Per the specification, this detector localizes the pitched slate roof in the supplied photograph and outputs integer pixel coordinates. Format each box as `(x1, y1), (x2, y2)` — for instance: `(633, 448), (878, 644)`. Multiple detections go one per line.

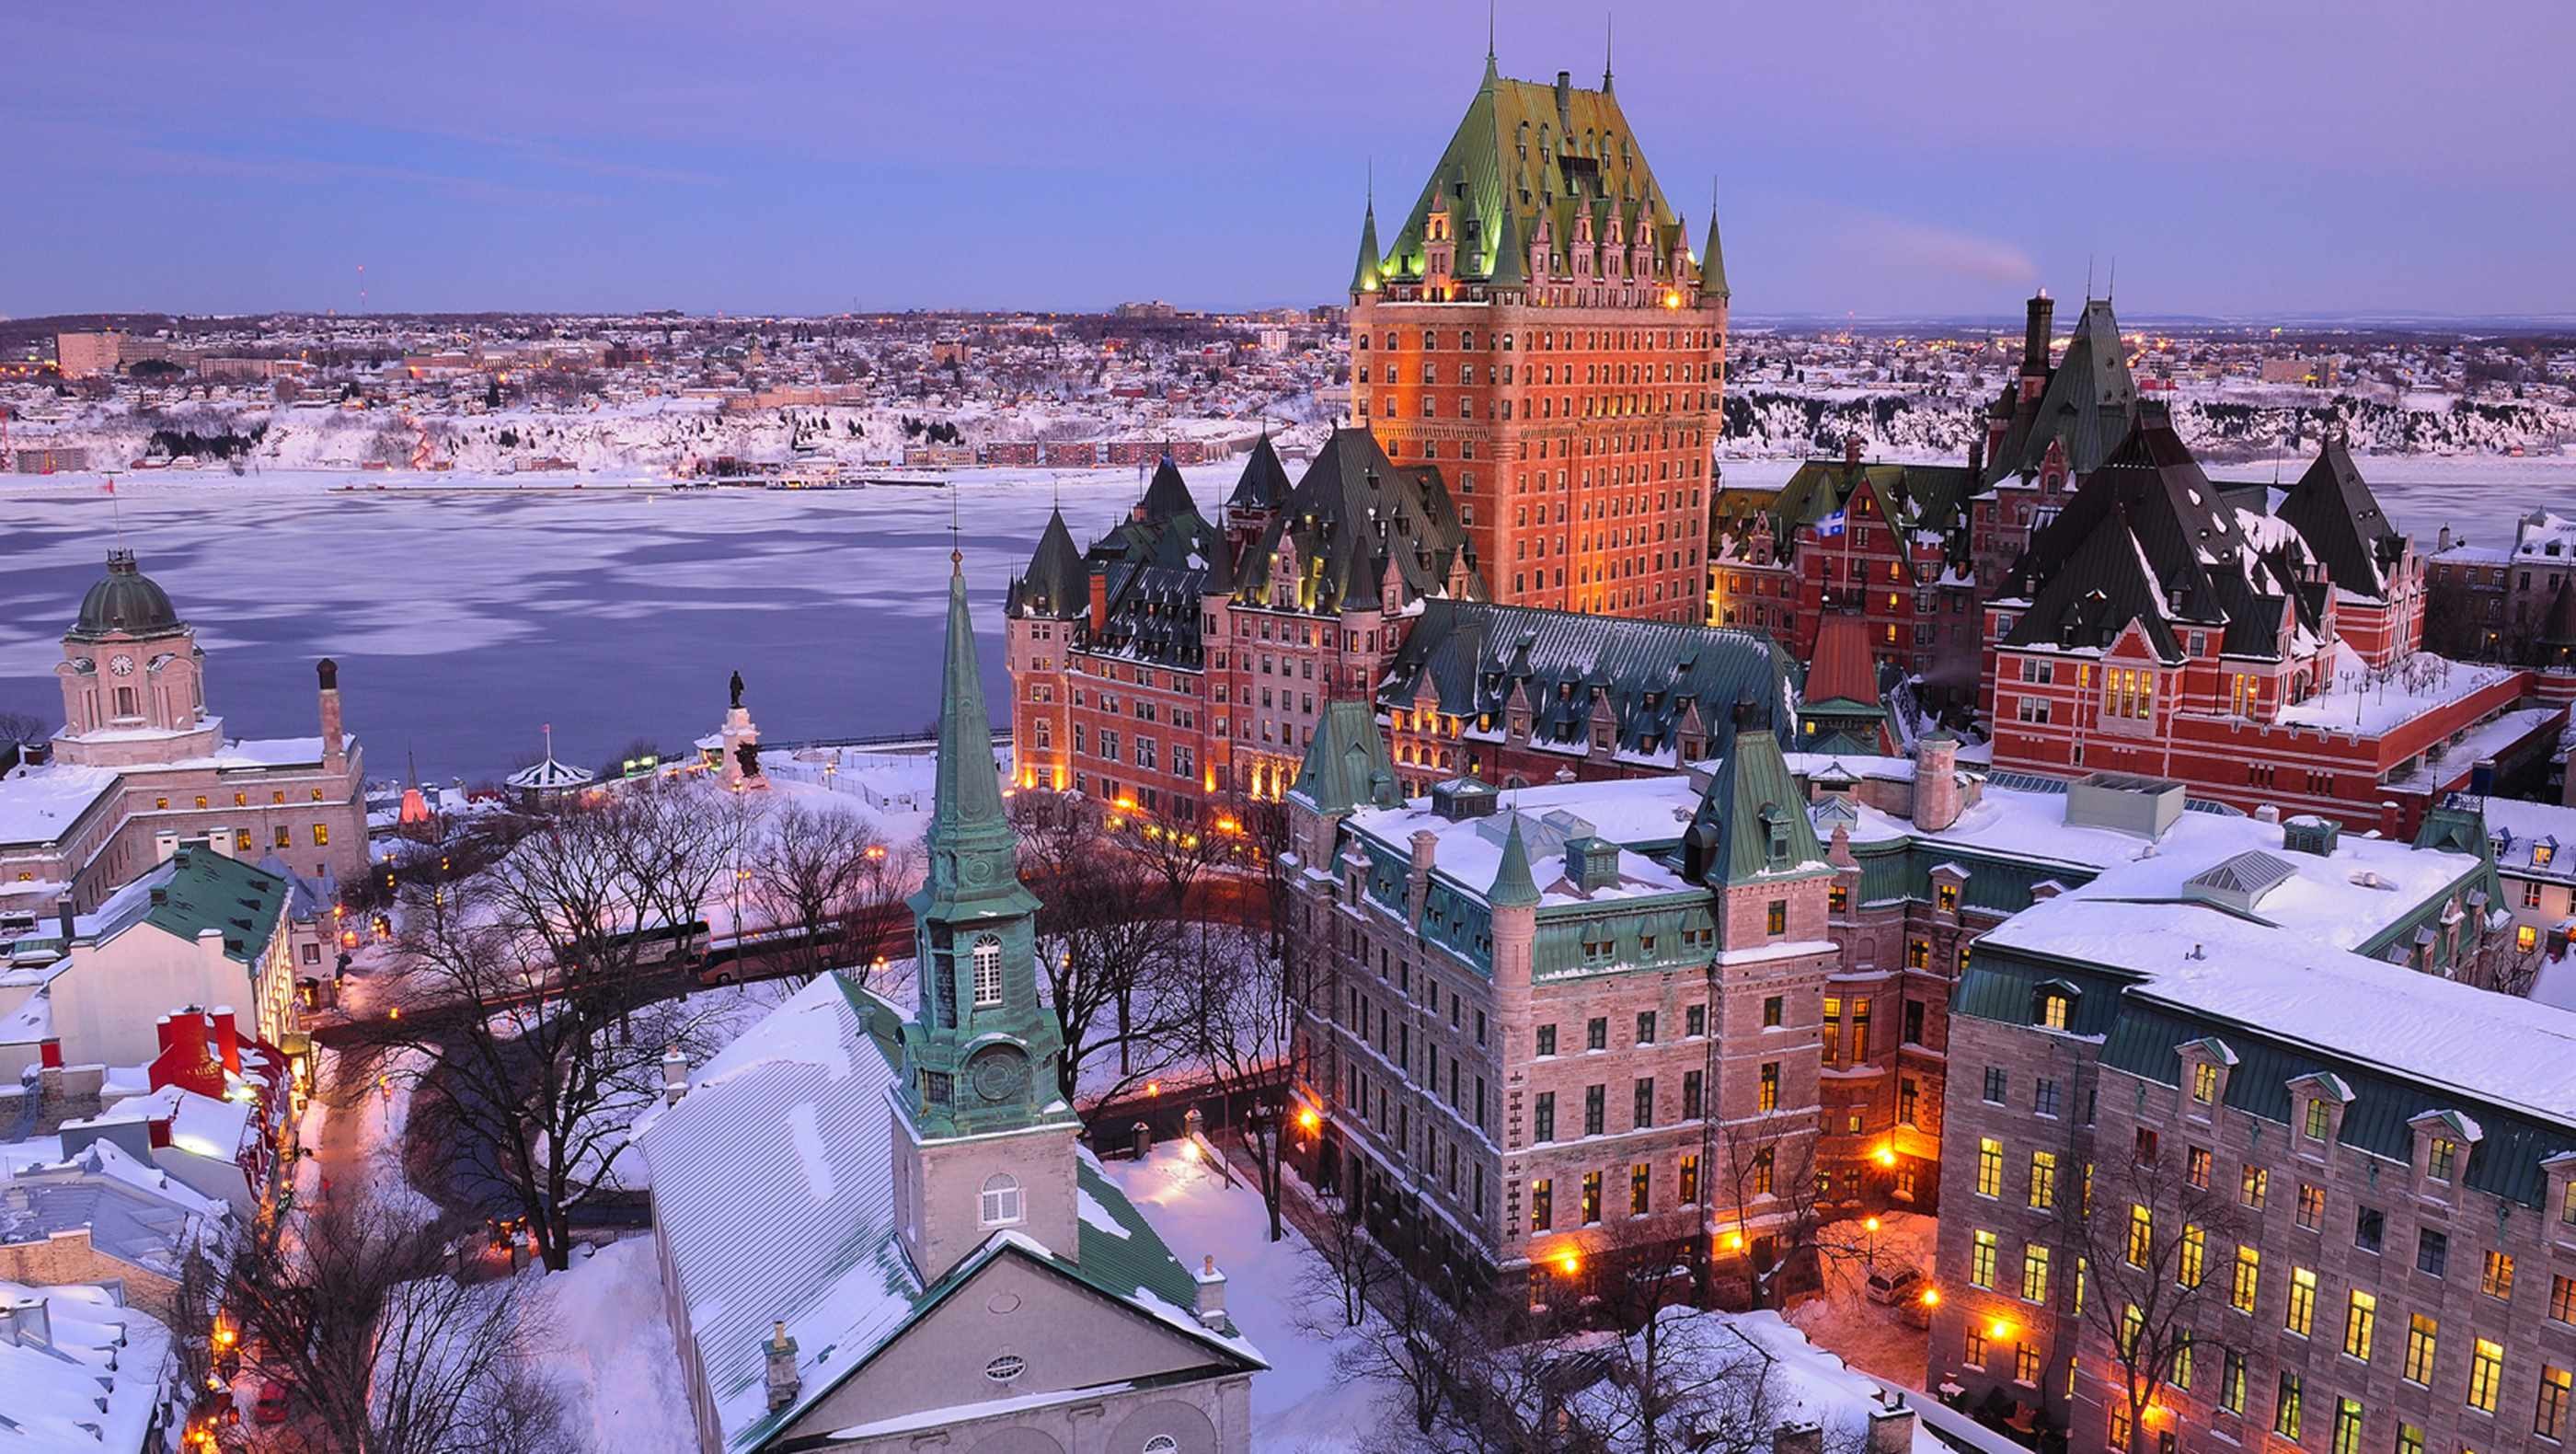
(1137, 456), (1198, 524)
(1376, 599), (1791, 765)
(1374, 59), (1688, 287)
(2277, 433), (2404, 601)
(1757, 458), (1975, 557)
(1008, 507), (1090, 620)
(1228, 428), (1480, 613)
(1677, 724), (1825, 891)
(1225, 433), (1294, 514)
(89, 844), (291, 964)
(1983, 296), (2140, 486)
(2000, 414), (2323, 663)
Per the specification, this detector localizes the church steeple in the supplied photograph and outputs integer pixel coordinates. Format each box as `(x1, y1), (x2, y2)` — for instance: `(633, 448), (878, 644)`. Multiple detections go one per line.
(900, 559), (1066, 1143)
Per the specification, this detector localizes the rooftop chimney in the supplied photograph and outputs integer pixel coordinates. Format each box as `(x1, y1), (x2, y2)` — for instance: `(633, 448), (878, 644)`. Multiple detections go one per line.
(154, 829), (179, 864)
(1194, 1254), (1230, 1328)
(1773, 1422), (1824, 1454)
(662, 1047), (690, 1106)
(2022, 290), (2055, 377)
(764, 1321), (801, 1413)
(1868, 1399), (1917, 1454)
(206, 826), (235, 860)
(54, 894), (75, 945)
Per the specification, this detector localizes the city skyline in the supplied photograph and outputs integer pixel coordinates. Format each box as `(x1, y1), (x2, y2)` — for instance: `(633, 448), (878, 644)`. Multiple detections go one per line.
(12, 0), (2573, 320)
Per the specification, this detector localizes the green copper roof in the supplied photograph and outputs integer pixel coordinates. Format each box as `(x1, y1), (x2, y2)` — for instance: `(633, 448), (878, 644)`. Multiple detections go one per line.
(116, 845), (288, 964)
(1009, 507), (1089, 620)
(1488, 816), (1541, 907)
(1700, 199), (1728, 300)
(1350, 199), (1382, 295)
(1376, 61), (1684, 286)
(1677, 725), (1824, 891)
(1291, 699), (1401, 816)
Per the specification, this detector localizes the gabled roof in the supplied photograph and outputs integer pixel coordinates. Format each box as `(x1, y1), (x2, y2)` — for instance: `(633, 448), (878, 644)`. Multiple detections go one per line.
(1801, 612), (1881, 712)
(89, 844), (290, 964)
(2278, 434), (2402, 601)
(637, 975), (1255, 1454)
(1984, 296), (2139, 486)
(1677, 724), (1826, 891)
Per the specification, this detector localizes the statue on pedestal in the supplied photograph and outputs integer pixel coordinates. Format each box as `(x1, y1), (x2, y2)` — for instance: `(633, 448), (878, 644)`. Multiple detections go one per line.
(729, 669), (745, 710)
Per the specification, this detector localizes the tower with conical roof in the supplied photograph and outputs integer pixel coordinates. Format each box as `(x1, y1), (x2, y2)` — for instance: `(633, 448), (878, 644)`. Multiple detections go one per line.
(1343, 46), (1726, 623)
(894, 555), (1081, 1282)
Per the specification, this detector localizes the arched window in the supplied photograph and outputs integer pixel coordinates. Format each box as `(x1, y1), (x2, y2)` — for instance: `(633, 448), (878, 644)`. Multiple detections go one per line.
(1144, 1438), (1179, 1454)
(972, 934), (1004, 1008)
(981, 1172), (1023, 1226)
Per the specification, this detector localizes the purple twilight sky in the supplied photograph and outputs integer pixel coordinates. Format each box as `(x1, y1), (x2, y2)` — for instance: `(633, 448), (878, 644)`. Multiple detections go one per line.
(9, 0), (2570, 321)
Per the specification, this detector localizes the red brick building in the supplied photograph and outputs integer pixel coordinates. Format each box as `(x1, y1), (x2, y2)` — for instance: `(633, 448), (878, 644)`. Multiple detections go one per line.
(1347, 52), (1726, 623)
(1980, 410), (2556, 837)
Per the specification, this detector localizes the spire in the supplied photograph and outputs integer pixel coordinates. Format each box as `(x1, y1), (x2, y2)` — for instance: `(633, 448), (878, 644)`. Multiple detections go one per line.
(930, 565), (1006, 843)
(1014, 506), (1087, 619)
(1351, 167), (1382, 295)
(1489, 814), (1542, 907)
(1699, 178), (1730, 300)
(1602, 14), (1614, 93)
(1489, 205), (1525, 289)
(1482, 1), (1499, 89)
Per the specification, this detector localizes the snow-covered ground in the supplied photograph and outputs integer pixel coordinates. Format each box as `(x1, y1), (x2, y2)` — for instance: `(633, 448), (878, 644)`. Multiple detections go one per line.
(1106, 1147), (1385, 1454)
(1782, 1211), (1936, 1391)
(528, 1237), (699, 1454)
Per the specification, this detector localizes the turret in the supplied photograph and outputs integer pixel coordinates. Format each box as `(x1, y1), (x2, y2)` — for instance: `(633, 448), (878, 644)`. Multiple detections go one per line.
(1350, 192), (1382, 298)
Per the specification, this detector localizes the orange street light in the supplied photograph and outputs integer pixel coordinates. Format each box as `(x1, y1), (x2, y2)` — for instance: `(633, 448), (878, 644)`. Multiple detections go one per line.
(1864, 1216), (1881, 1232)
(1556, 1249), (1582, 1276)
(1873, 1146), (1898, 1168)
(1296, 1108), (1320, 1132)
(1918, 1286), (1941, 1308)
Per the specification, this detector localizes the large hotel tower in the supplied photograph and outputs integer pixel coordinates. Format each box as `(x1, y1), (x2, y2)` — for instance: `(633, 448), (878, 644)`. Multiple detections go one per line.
(1349, 50), (1727, 623)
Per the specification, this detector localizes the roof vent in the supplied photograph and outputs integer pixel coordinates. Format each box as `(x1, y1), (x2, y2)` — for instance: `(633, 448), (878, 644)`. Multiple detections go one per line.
(2283, 815), (2342, 858)
(1430, 777), (1497, 821)
(2064, 772), (2186, 840)
(1563, 835), (1621, 894)
(2181, 850), (2296, 915)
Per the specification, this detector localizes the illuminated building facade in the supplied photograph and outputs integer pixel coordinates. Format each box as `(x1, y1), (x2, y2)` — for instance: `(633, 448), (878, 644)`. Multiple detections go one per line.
(1347, 52), (1727, 623)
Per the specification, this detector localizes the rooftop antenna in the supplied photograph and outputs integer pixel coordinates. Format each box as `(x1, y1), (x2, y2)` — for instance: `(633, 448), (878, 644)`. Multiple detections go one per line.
(948, 478), (962, 571)
(103, 474), (125, 546)
(2106, 256), (2116, 304)
(2085, 254), (2095, 302)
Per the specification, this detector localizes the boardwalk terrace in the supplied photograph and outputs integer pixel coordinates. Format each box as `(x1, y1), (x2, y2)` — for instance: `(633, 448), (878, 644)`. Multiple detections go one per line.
(1922, 795), (2569, 1454)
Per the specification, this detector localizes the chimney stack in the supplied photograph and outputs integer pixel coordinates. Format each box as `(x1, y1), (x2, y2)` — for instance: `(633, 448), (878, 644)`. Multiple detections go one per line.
(1773, 1422), (1824, 1454)
(54, 894), (75, 945)
(1194, 1254), (1230, 1328)
(1845, 433), (1864, 469)
(2021, 289), (2055, 379)
(318, 658), (348, 773)
(1867, 1402), (1918, 1454)
(661, 1047), (689, 1106)
(211, 1007), (241, 1074)
(764, 1321), (801, 1413)
(206, 825), (235, 860)
(155, 829), (179, 863)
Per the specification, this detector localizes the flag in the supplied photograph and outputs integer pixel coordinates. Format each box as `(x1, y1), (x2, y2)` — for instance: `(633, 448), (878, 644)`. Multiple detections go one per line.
(101, 479), (115, 494)
(1817, 509), (1846, 538)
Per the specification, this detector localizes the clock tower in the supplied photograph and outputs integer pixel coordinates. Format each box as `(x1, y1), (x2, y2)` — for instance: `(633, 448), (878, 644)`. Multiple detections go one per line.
(891, 554), (1084, 1283)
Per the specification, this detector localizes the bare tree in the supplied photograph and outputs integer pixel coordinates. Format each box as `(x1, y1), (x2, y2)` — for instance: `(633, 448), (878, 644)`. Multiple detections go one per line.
(1011, 791), (1192, 1113)
(0, 710), (46, 747)
(1708, 1114), (1828, 1310)
(360, 797), (729, 1270)
(2067, 1133), (2251, 1448)
(1182, 917), (1294, 1240)
(220, 1191), (567, 1454)
(739, 798), (912, 992)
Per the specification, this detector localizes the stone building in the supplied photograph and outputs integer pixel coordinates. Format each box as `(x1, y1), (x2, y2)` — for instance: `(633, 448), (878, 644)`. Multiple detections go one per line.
(1922, 788), (2562, 1454)
(1346, 49), (1727, 622)
(1, 549), (369, 921)
(638, 560), (1262, 1454)
(1282, 695), (1836, 1307)
(2425, 509), (2576, 667)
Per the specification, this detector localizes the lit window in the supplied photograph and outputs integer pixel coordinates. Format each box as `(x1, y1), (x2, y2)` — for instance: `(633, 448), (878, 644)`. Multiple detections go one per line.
(2232, 1247), (2260, 1312)
(312, 824), (329, 847)
(1977, 1138), (2003, 1198)
(2287, 1266), (2317, 1336)
(2343, 1288), (2376, 1360)
(2427, 1136), (2458, 1183)
(1971, 1229), (1996, 1288)
(2127, 1204), (2153, 1266)
(2469, 1338), (2504, 1413)
(2191, 1062), (2219, 1104)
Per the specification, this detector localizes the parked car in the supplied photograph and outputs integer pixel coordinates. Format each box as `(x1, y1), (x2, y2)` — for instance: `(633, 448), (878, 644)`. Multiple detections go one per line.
(1863, 1264), (1924, 1306)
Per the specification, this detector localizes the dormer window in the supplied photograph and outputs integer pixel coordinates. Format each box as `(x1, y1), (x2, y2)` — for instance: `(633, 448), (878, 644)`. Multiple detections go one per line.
(2304, 1099), (2331, 1141)
(2041, 993), (2070, 1031)
(2192, 1062), (2219, 1104)
(2427, 1137), (2459, 1184)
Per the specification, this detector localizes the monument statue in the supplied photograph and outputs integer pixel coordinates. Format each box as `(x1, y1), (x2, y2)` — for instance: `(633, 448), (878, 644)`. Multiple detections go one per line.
(729, 669), (745, 710)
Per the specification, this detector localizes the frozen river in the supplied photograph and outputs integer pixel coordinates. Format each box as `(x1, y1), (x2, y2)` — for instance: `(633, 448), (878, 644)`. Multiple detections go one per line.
(1, 453), (2569, 784)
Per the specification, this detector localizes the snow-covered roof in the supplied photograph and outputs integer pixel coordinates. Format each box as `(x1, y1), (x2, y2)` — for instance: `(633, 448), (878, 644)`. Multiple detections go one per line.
(634, 973), (1255, 1451)
(1344, 777), (1704, 907)
(0, 763), (121, 848)
(2480, 794), (2576, 883)
(0, 1278), (176, 1454)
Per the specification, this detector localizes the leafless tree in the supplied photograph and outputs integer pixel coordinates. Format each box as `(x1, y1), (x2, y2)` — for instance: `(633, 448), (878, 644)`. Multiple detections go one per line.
(1708, 1113), (1828, 1310)
(1182, 917), (1294, 1240)
(740, 798), (912, 992)
(0, 710), (46, 746)
(220, 1191), (566, 1454)
(2067, 1132), (2252, 1448)
(1011, 791), (1193, 1113)
(358, 794), (730, 1270)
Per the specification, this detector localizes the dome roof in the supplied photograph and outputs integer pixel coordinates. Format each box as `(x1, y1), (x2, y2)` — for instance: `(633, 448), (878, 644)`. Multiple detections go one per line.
(71, 549), (186, 639)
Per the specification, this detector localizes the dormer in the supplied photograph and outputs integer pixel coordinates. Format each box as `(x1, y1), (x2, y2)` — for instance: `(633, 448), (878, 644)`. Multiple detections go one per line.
(2408, 1108), (2482, 1203)
(2176, 1036), (2238, 1121)
(2030, 977), (2082, 1033)
(2288, 1071), (2355, 1159)
(1929, 862), (1969, 918)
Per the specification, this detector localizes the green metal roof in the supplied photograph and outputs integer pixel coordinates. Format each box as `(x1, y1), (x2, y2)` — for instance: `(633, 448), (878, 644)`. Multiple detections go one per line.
(122, 845), (288, 964)
(1291, 700), (1402, 816)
